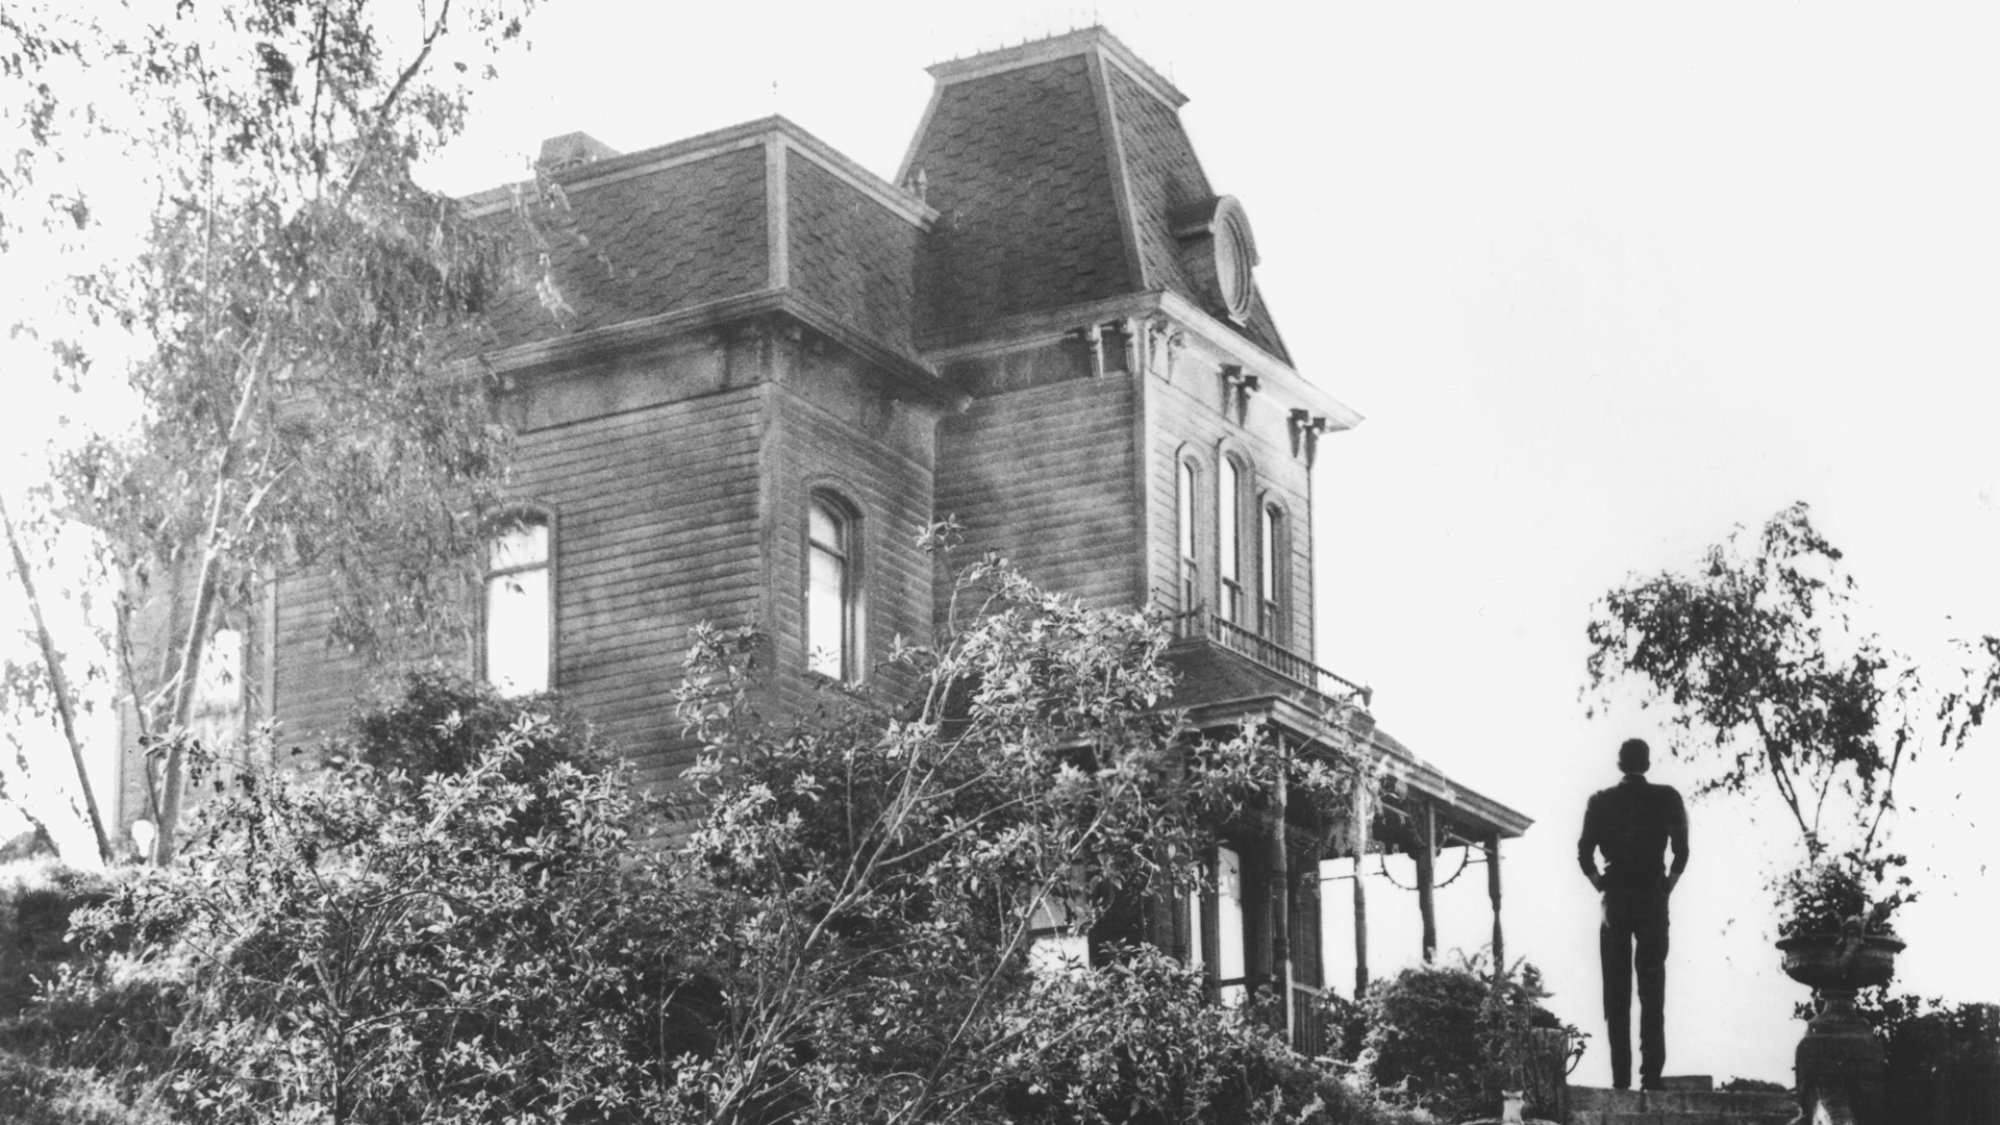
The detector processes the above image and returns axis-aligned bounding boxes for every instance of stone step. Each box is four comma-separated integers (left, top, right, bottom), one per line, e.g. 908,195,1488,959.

1568,1104,1792,1112
1565,1085,1795,1124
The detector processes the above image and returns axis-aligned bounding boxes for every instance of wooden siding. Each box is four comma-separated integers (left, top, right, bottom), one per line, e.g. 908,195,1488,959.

512,383,767,791
935,374,1142,612
1142,356,1316,660
764,374,937,716
270,570,378,744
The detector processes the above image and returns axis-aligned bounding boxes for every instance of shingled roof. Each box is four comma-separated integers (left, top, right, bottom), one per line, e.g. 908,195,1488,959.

464,30,1292,374
901,28,1291,362
464,118,933,369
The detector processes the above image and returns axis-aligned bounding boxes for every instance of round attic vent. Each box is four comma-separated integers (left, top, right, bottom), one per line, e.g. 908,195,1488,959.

1171,195,1260,324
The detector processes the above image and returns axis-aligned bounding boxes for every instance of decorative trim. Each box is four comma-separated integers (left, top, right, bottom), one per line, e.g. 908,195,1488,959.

1221,364,1260,423
765,137,790,291
1086,49,1152,294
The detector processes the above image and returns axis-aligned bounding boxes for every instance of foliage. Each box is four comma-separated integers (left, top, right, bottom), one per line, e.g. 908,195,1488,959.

657,553,1379,1125
0,862,112,1017
349,671,600,782
1358,955,1577,1123
1821,995,2000,1124
1720,1076,1789,1093
1585,502,2000,932
1772,848,1912,939
0,0,548,861
0,1053,175,1125
54,710,678,1125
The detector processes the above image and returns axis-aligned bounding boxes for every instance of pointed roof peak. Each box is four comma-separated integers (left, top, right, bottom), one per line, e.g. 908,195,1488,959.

926,26,1186,110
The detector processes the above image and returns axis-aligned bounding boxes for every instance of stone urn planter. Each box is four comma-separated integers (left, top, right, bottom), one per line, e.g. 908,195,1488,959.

1778,932,1905,1125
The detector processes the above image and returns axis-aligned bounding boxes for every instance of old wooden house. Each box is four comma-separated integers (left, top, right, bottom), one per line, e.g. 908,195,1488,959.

124,28,1532,1052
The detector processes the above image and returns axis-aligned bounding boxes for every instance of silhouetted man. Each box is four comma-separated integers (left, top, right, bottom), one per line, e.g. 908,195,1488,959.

1578,737,1688,1091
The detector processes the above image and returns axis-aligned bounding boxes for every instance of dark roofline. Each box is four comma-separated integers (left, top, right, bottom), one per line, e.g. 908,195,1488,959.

925,26,1186,108
466,116,936,228
1181,694,1536,840
457,288,957,411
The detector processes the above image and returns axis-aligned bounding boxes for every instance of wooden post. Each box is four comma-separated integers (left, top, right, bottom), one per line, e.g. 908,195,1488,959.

1415,803,1437,965
1350,779,1371,998
1487,833,1505,983
1270,743,1291,1038
1352,855,1370,998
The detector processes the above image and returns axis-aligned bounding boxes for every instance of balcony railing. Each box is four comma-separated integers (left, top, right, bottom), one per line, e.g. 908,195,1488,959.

1168,609,1373,708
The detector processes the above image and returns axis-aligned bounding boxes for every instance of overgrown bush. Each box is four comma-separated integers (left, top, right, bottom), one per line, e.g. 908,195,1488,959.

0,862,113,1018
1848,994,2000,1125
348,670,603,783
1359,955,1577,1123
29,680,687,1125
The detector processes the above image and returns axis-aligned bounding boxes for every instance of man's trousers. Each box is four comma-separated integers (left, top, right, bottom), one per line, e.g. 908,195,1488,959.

1600,887,1670,1088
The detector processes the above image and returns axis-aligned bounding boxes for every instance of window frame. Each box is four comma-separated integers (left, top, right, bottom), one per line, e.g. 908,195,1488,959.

805,488,863,683
1177,455,1204,615
1217,451,1253,626
1258,496,1291,644
479,505,556,697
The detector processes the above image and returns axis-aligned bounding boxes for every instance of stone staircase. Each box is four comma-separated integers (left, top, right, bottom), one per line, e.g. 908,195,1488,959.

1566,1083,1795,1125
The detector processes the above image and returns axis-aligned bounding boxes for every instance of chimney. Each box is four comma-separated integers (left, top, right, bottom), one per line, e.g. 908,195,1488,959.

537,132,620,171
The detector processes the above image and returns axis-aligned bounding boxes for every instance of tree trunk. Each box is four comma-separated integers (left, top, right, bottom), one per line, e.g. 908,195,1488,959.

1,494,113,862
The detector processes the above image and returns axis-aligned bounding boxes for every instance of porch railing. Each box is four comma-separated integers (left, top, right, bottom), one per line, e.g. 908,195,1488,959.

1169,610,1373,708
1291,984,1330,1057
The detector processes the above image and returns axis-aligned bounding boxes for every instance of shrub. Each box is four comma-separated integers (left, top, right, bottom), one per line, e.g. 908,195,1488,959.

0,862,113,1018
1853,995,2000,1125
348,669,605,782
1721,1076,1789,1093
0,1052,174,1124
1359,955,1576,1123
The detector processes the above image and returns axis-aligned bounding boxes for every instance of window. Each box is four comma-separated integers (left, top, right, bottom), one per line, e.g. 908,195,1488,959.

484,513,551,696
1219,458,1243,623
190,627,244,752
1178,460,1201,613
1026,870,1088,980
1259,503,1287,642
807,493,858,681
1216,844,1248,1006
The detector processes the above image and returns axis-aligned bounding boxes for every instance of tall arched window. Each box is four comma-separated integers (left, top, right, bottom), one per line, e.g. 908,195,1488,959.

1259,502,1288,642
1219,458,1243,623
1177,460,1201,614
484,512,552,696
807,493,858,681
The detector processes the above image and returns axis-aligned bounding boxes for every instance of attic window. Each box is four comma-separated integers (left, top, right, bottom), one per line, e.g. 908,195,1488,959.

1172,196,1260,324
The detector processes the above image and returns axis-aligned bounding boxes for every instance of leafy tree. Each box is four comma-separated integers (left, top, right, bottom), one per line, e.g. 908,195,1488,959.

1584,502,2000,925
658,553,1390,1125
0,0,546,861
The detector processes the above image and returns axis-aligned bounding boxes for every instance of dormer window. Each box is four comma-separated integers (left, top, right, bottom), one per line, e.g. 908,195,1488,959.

1171,195,1260,324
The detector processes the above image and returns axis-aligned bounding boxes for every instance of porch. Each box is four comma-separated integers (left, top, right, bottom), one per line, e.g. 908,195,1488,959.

1162,609,1534,1048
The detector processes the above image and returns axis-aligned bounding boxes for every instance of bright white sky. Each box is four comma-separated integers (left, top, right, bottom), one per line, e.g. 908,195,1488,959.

8,0,1999,1091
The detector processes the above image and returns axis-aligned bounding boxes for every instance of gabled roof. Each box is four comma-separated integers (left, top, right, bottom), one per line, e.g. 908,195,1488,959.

900,27,1291,361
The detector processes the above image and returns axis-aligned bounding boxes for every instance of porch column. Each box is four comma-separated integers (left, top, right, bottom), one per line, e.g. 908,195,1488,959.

1415,802,1437,964
1486,833,1504,983
1350,778,1371,997
1352,858,1370,997
1269,746,1291,1035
